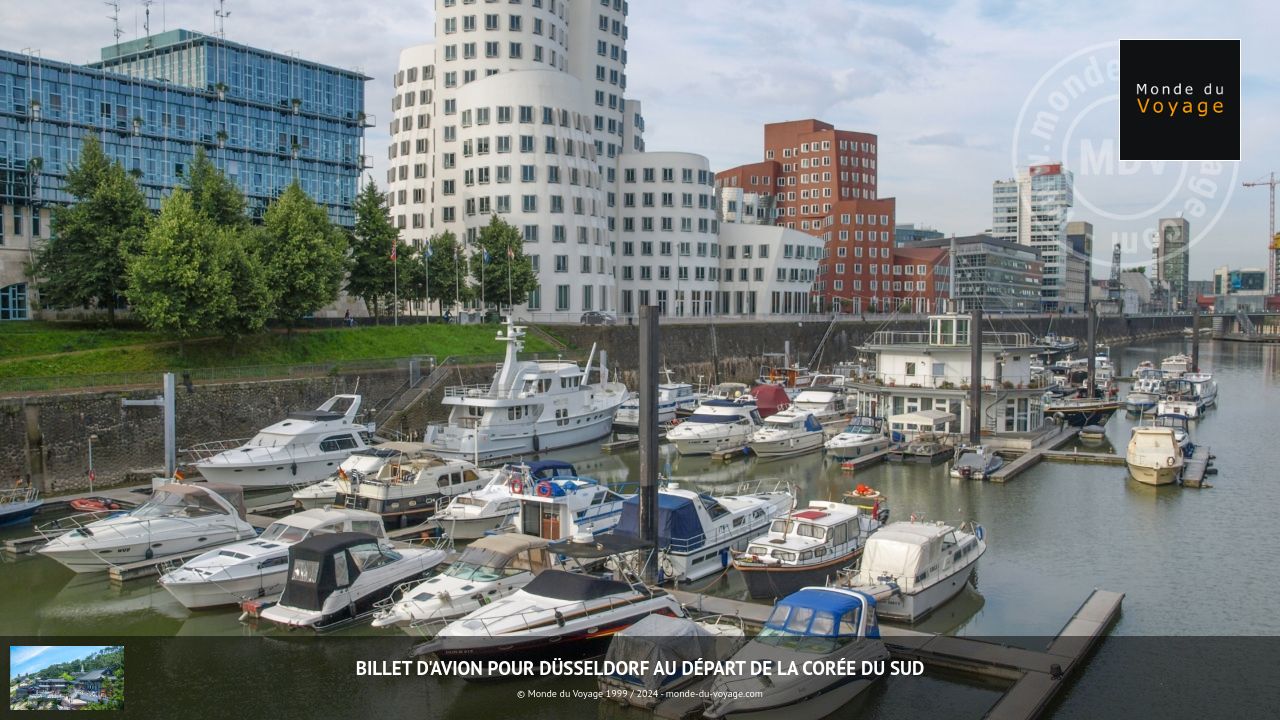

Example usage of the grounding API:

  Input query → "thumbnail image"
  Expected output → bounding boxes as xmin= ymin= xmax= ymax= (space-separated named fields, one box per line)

xmin=9 ymin=645 xmax=123 ymax=711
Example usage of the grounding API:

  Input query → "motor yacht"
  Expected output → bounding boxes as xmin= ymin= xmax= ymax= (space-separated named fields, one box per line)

xmin=610 ymin=482 xmax=792 ymax=583
xmin=1126 ymin=426 xmax=1184 ymax=486
xmin=749 ymin=411 xmax=825 ymax=458
xmin=158 ymin=508 xmax=388 ymax=609
xmin=291 ymin=443 xmax=436 ymax=510
xmin=424 ymin=461 xmax=550 ymax=539
xmin=1182 ymin=372 xmax=1218 ymax=408
xmin=1124 ymin=372 xmax=1166 ymax=413
xmin=370 ymin=534 xmax=553 ymax=631
xmin=1154 ymin=413 xmax=1194 ymax=456
xmin=614 ymin=373 xmax=700 ymax=429
xmin=838 ymin=519 xmax=986 ymax=623
xmin=410 ymin=569 xmax=686 ymax=664
xmin=0 ymin=486 xmax=41 ymax=527
xmin=733 ymin=499 xmax=884 ymax=599
xmin=335 ymin=454 xmax=487 ymax=528
xmin=667 ymin=400 xmax=764 ymax=456
xmin=785 ymin=386 xmax=853 ymax=431
xmin=257 ymin=531 xmax=447 ymax=631
xmin=949 ymin=445 xmax=1005 ymax=480
xmin=703 ymin=587 xmax=889 ymax=720
xmin=1161 ymin=353 xmax=1192 ymax=378
xmin=37 ymin=483 xmax=256 ymax=573
xmin=509 ymin=461 xmax=633 ymax=541
xmin=422 ymin=318 xmax=628 ymax=463
xmin=825 ymin=416 xmax=890 ymax=459
xmin=192 ymin=395 xmax=373 ymax=488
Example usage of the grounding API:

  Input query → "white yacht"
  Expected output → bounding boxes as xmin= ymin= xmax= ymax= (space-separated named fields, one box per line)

xmin=614 ymin=374 xmax=700 ymax=429
xmin=510 ymin=461 xmax=633 ymax=541
xmin=1124 ymin=372 xmax=1166 ymax=413
xmin=667 ymin=399 xmax=764 ymax=456
xmin=335 ymin=454 xmax=488 ymax=528
xmin=1126 ymin=426 xmax=1184 ymax=486
xmin=37 ymin=483 xmax=256 ymax=573
xmin=839 ymin=519 xmax=986 ymax=623
xmin=748 ymin=411 xmax=825 ymax=458
xmin=704 ymin=382 xmax=752 ymax=402
xmin=425 ymin=462 xmax=533 ymax=539
xmin=1156 ymin=377 xmax=1211 ymax=418
xmin=785 ymin=385 xmax=854 ymax=431
xmin=733 ymin=499 xmax=884 ymax=599
xmin=291 ymin=443 xmax=435 ymax=510
xmin=193 ymin=395 xmax=373 ymax=488
xmin=258 ymin=531 xmax=448 ymax=631
xmin=158 ymin=508 xmax=389 ymax=609
xmin=1161 ymin=353 xmax=1192 ymax=378
xmin=411 ymin=569 xmax=685 ymax=664
xmin=704 ymin=587 xmax=889 ymax=720
xmin=422 ymin=318 xmax=628 ymax=463
xmin=949 ymin=445 xmax=1005 ymax=480
xmin=824 ymin=416 xmax=890 ymax=459
xmin=1183 ymin=372 xmax=1218 ymax=408
xmin=370 ymin=534 xmax=553 ymax=631
xmin=611 ymin=483 xmax=793 ymax=583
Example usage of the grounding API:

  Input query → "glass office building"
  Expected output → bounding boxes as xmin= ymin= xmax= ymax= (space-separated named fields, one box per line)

xmin=0 ymin=30 xmax=370 ymax=320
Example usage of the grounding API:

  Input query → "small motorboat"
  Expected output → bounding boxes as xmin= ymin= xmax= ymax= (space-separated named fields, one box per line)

xmin=67 ymin=497 xmax=123 ymax=514
xmin=949 ymin=445 xmax=1004 ymax=480
xmin=159 ymin=508 xmax=390 ymax=609
xmin=37 ymin=483 xmax=256 ymax=573
xmin=1126 ymin=427 xmax=1184 ymax=486
xmin=291 ymin=443 xmax=434 ymax=510
xmin=0 ymin=486 xmax=42 ymax=527
xmin=837 ymin=518 xmax=986 ymax=623
xmin=370 ymin=534 xmax=554 ymax=631
xmin=703 ymin=587 xmax=889 ymax=719
xmin=748 ymin=410 xmax=825 ymax=458
xmin=668 ymin=399 xmax=764 ymax=456
xmin=733 ymin=499 xmax=884 ymax=600
xmin=825 ymin=416 xmax=890 ymax=459
xmin=257 ymin=531 xmax=447 ymax=631
xmin=598 ymin=614 xmax=747 ymax=710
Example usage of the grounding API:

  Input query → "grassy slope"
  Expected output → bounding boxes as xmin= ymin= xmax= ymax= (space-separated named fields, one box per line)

xmin=0 ymin=323 xmax=559 ymax=379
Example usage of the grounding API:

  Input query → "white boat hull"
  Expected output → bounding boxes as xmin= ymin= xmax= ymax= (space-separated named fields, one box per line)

xmin=161 ymin=568 xmax=287 ymax=609
xmin=873 ymin=554 xmax=980 ymax=623
xmin=424 ymin=410 xmax=621 ymax=464
xmin=825 ymin=437 xmax=890 ymax=459
xmin=197 ymin=456 xmax=347 ymax=488
xmin=38 ymin=526 xmax=252 ymax=574
xmin=427 ymin=512 xmax=514 ymax=540
xmin=750 ymin=432 xmax=824 ymax=458
xmin=1127 ymin=463 xmax=1182 ymax=486
xmin=670 ymin=426 xmax=755 ymax=456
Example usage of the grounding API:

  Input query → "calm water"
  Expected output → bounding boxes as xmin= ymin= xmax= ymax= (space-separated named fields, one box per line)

xmin=4 ymin=336 xmax=1279 ymax=717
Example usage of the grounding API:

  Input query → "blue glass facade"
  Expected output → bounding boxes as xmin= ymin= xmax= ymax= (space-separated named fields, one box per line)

xmin=0 ymin=30 xmax=369 ymax=225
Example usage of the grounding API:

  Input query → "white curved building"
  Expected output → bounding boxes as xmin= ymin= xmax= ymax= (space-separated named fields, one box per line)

xmin=387 ymin=44 xmax=437 ymax=315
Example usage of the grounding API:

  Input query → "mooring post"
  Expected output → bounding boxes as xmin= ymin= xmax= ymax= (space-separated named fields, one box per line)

xmin=163 ymin=372 xmax=176 ymax=479
xmin=638 ymin=306 xmax=660 ymax=584
xmin=969 ymin=308 xmax=982 ymax=445
xmin=1087 ymin=303 xmax=1097 ymax=398
xmin=1191 ymin=304 xmax=1201 ymax=372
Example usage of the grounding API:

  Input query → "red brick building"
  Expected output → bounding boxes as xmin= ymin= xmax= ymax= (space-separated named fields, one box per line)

xmin=716 ymin=119 xmax=897 ymax=313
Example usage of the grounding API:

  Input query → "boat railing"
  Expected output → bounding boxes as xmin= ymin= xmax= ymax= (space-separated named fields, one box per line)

xmin=34 ymin=510 xmax=241 ymax=543
xmin=0 ymin=487 xmax=39 ymax=505
xmin=182 ymin=438 xmax=251 ymax=462
xmin=442 ymin=383 xmax=506 ymax=399
xmin=412 ymin=592 xmax=658 ymax=640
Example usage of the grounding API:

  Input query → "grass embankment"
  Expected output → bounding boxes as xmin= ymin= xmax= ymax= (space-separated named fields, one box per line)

xmin=0 ymin=322 xmax=560 ymax=380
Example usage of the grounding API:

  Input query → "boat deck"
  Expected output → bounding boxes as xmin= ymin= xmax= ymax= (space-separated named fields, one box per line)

xmin=664 ymin=588 xmax=1123 ymax=720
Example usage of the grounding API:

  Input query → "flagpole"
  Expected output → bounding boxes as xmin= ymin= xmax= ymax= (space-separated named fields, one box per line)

xmin=454 ymin=243 xmax=460 ymax=319
xmin=424 ymin=242 xmax=430 ymax=320
xmin=481 ymin=251 xmax=486 ymax=313
xmin=393 ymin=244 xmax=399 ymax=327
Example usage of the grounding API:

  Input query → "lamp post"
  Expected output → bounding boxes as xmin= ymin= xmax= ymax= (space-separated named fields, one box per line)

xmin=87 ymin=434 xmax=99 ymax=493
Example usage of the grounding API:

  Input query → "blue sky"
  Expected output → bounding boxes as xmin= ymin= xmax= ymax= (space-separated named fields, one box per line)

xmin=3 ymin=0 xmax=1276 ymax=279
xmin=10 ymin=645 xmax=109 ymax=679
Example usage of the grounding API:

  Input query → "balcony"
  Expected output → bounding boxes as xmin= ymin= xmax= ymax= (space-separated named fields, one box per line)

xmin=864 ymin=329 xmax=1036 ymax=348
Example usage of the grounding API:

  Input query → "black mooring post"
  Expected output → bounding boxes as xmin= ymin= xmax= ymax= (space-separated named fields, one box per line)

xmin=1191 ymin=304 xmax=1201 ymax=372
xmin=638 ymin=306 xmax=660 ymax=584
xmin=1087 ymin=303 xmax=1097 ymax=398
xmin=969 ymin=308 xmax=982 ymax=446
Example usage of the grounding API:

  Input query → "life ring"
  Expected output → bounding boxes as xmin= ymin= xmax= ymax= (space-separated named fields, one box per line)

xmin=535 ymin=481 xmax=554 ymax=497
xmin=1166 ymin=456 xmax=1175 ymax=467
xmin=1166 ymin=395 xmax=1176 ymax=401
xmin=508 ymin=475 xmax=524 ymax=494
xmin=854 ymin=484 xmax=874 ymax=496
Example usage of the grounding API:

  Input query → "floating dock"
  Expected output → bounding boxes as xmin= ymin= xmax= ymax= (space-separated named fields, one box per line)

xmin=601 ymin=432 xmax=667 ymax=454
xmin=988 ymin=428 xmax=1080 ymax=482
xmin=666 ymin=587 xmax=1123 ymax=720
xmin=1180 ymin=445 xmax=1214 ymax=488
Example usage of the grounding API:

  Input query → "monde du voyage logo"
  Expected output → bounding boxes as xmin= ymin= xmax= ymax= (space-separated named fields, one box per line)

xmin=1120 ymin=39 xmax=1240 ymax=161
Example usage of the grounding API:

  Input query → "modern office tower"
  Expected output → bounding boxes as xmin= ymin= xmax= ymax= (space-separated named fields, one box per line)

xmin=894 ymin=223 xmax=945 ymax=247
xmin=992 ymin=163 xmax=1082 ymax=311
xmin=1066 ymin=220 xmax=1094 ymax=306
xmin=0 ymin=30 xmax=369 ymax=320
xmin=1155 ymin=217 xmax=1190 ymax=310
xmin=716 ymin=119 xmax=897 ymax=314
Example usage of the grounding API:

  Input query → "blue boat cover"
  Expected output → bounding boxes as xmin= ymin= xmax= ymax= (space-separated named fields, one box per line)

xmin=613 ymin=493 xmax=704 ymax=551
xmin=764 ymin=587 xmax=878 ymax=639
xmin=526 ymin=460 xmax=576 ymax=479
xmin=803 ymin=414 xmax=823 ymax=433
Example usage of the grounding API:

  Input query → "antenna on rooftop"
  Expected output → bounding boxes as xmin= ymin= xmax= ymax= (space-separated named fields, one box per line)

xmin=142 ymin=0 xmax=154 ymax=46
xmin=215 ymin=0 xmax=231 ymax=39
xmin=106 ymin=1 xmax=123 ymax=46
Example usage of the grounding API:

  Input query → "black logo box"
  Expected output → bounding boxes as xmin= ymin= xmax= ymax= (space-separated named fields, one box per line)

xmin=1119 ymin=39 xmax=1240 ymax=161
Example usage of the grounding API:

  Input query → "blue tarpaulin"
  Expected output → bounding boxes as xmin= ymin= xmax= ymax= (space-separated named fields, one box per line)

xmin=613 ymin=493 xmax=705 ymax=551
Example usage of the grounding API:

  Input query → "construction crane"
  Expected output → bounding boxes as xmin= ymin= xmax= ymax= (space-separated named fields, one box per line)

xmin=1242 ymin=172 xmax=1278 ymax=294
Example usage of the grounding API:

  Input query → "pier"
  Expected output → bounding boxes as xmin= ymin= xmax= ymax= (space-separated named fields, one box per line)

xmin=666 ymin=588 xmax=1123 ymax=720
xmin=987 ymin=427 xmax=1080 ymax=482
xmin=601 ymin=432 xmax=667 ymax=454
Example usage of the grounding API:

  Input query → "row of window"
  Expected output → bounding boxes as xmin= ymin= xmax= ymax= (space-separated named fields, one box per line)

xmin=622 ymin=166 xmax=712 ymax=186
xmin=619 ymin=216 xmax=717 ymax=234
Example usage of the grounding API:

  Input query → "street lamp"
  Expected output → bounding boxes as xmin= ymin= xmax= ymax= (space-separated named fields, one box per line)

xmin=87 ymin=434 xmax=99 ymax=493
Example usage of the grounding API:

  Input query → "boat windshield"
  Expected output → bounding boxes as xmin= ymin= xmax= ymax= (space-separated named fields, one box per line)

xmin=246 ymin=432 xmax=296 ymax=448
xmin=768 ymin=519 xmax=825 ymax=539
xmin=132 ymin=489 xmax=226 ymax=518
xmin=757 ymin=604 xmax=861 ymax=653
xmin=442 ymin=545 xmax=522 ymax=581
xmin=686 ymin=413 xmax=739 ymax=424
xmin=260 ymin=522 xmax=310 ymax=543
xmin=843 ymin=422 xmax=878 ymax=435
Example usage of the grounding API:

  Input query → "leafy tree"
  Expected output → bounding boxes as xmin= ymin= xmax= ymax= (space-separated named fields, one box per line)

xmin=345 ymin=181 xmax=400 ymax=321
xmin=260 ymin=181 xmax=347 ymax=329
xmin=87 ymin=667 xmax=123 ymax=711
xmin=125 ymin=189 xmax=235 ymax=349
xmin=214 ymin=227 xmax=274 ymax=343
xmin=35 ymin=135 xmax=149 ymax=324
xmin=184 ymin=146 xmax=247 ymax=227
xmin=467 ymin=215 xmax=539 ymax=310
xmin=423 ymin=230 xmax=472 ymax=317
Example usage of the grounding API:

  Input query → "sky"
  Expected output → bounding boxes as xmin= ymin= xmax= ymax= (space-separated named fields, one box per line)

xmin=3 ymin=0 xmax=1276 ymax=280
xmin=9 ymin=645 xmax=109 ymax=679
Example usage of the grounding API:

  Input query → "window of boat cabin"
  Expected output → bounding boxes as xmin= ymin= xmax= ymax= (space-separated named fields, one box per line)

xmin=333 ymin=553 xmax=350 ymax=587
xmin=358 ymin=430 xmax=372 ymax=445
xmin=351 ymin=519 xmax=383 ymax=536
xmin=700 ymin=496 xmax=730 ymax=519
xmin=320 ymin=434 xmax=359 ymax=452
xmin=832 ymin=522 xmax=848 ymax=545
xmin=463 ymin=469 xmax=479 ymax=483
xmin=291 ymin=558 xmax=321 ymax=583
xmin=350 ymin=543 xmax=401 ymax=571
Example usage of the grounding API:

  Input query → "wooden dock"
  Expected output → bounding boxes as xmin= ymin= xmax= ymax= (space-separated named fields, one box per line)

xmin=835 ymin=447 xmax=893 ymax=472
xmin=601 ymin=432 xmax=667 ymax=454
xmin=710 ymin=445 xmax=752 ymax=462
xmin=1181 ymin=445 xmax=1214 ymax=488
xmin=989 ymin=428 xmax=1080 ymax=482
xmin=1039 ymin=449 xmax=1126 ymax=465
xmin=666 ymin=587 xmax=1123 ymax=720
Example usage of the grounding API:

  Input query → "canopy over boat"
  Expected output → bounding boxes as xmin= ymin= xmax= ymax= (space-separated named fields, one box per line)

xmin=764 ymin=587 xmax=879 ymax=639
xmin=280 ymin=531 xmax=381 ymax=611
xmin=521 ymin=569 xmax=634 ymax=601
xmin=614 ymin=493 xmax=707 ymax=551
xmin=604 ymin=614 xmax=747 ymax=693
xmin=154 ymin=483 xmax=246 ymax=519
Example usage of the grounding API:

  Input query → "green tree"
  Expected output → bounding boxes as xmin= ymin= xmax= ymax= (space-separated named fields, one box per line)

xmin=125 ymin=190 xmax=235 ymax=349
xmin=184 ymin=146 xmax=247 ymax=227
xmin=214 ymin=227 xmax=274 ymax=343
xmin=345 ymin=181 xmax=400 ymax=321
xmin=260 ymin=181 xmax=347 ymax=329
xmin=423 ymin=230 xmax=471 ymax=317
xmin=467 ymin=215 xmax=539 ymax=311
xmin=35 ymin=135 xmax=149 ymax=324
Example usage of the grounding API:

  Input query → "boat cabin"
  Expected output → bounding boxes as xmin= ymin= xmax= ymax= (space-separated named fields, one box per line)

xmin=887 ymin=410 xmax=956 ymax=442
xmin=856 ymin=522 xmax=979 ymax=594
xmin=279 ymin=531 xmax=404 ymax=613
xmin=760 ymin=587 xmax=880 ymax=644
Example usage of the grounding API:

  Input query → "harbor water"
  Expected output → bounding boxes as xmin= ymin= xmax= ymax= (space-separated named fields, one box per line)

xmin=4 ymin=336 xmax=1280 ymax=718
